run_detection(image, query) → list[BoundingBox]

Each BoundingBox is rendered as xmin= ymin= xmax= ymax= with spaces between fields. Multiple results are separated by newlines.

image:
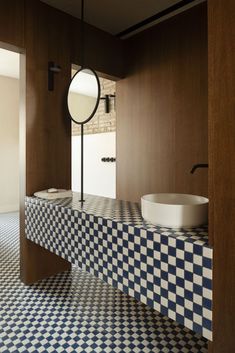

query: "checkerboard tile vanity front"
xmin=25 ymin=194 xmax=213 ymax=341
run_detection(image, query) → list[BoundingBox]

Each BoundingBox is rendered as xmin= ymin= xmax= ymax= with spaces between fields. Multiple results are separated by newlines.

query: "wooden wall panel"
xmin=20 ymin=1 xmax=123 ymax=284
xmin=0 ymin=0 xmax=25 ymax=48
xmin=25 ymin=0 xmax=72 ymax=196
xmin=208 ymin=0 xmax=235 ymax=351
xmin=116 ymin=3 xmax=208 ymax=202
xmin=0 ymin=0 xmax=123 ymax=284
xmin=70 ymin=19 xmax=124 ymax=80
xmin=20 ymin=0 xmax=73 ymax=284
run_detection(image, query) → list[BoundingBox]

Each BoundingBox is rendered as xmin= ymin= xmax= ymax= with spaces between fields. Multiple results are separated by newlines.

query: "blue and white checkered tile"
xmin=27 ymin=193 xmax=209 ymax=244
xmin=25 ymin=193 xmax=213 ymax=341
xmin=0 ymin=213 xmax=208 ymax=352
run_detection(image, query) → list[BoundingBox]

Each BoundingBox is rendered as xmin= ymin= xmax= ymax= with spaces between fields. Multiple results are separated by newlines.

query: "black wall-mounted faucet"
xmin=190 ymin=164 xmax=208 ymax=174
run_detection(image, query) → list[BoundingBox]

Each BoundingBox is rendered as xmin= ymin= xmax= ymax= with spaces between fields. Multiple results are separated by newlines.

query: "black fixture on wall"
xmin=48 ymin=62 xmax=61 ymax=91
xmin=190 ymin=164 xmax=208 ymax=174
xmin=100 ymin=94 xmax=116 ymax=113
xmin=101 ymin=157 xmax=116 ymax=163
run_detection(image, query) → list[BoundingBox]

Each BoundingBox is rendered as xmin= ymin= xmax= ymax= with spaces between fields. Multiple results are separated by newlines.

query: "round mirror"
xmin=67 ymin=67 xmax=101 ymax=124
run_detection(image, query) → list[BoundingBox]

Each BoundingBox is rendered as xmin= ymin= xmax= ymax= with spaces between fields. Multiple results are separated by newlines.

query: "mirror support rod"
xmin=80 ymin=0 xmax=85 ymax=68
xmin=67 ymin=0 xmax=101 ymax=203
xmin=80 ymin=0 xmax=85 ymax=203
xmin=80 ymin=123 xmax=85 ymax=202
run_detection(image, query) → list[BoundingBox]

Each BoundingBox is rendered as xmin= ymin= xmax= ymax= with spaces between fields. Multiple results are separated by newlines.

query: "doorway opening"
xmin=0 ymin=48 xmax=20 ymax=214
xmin=71 ymin=66 xmax=116 ymax=199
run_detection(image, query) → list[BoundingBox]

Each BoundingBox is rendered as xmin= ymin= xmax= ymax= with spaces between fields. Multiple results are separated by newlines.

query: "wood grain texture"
xmin=116 ymin=3 xmax=208 ymax=203
xmin=25 ymin=0 xmax=72 ymax=196
xmin=21 ymin=0 xmax=123 ymax=284
xmin=0 ymin=0 xmax=25 ymax=48
xmin=20 ymin=0 xmax=73 ymax=283
xmin=0 ymin=0 xmax=123 ymax=284
xmin=21 ymin=0 xmax=123 ymax=283
xmin=70 ymin=19 xmax=124 ymax=80
xmin=208 ymin=0 xmax=235 ymax=351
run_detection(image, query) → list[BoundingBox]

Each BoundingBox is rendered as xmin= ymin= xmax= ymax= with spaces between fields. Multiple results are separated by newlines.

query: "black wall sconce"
xmin=48 ymin=61 xmax=61 ymax=91
xmin=100 ymin=94 xmax=116 ymax=113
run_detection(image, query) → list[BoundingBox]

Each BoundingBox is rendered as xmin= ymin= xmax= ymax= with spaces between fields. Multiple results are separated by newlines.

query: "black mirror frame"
xmin=67 ymin=67 xmax=101 ymax=125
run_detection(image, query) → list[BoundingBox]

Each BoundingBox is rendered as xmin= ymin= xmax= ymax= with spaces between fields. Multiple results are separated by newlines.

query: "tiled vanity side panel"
xmin=25 ymin=199 xmax=213 ymax=341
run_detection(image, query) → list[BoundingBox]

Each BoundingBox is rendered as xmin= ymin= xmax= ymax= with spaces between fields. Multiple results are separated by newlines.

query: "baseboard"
xmin=0 ymin=204 xmax=19 ymax=214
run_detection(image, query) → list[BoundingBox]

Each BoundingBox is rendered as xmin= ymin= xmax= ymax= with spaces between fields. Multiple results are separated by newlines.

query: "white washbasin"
xmin=141 ymin=193 xmax=208 ymax=228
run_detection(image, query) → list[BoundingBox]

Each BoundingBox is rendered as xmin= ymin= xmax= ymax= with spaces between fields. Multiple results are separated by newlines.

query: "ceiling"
xmin=0 ymin=49 xmax=19 ymax=79
xmin=40 ymin=0 xmax=191 ymax=36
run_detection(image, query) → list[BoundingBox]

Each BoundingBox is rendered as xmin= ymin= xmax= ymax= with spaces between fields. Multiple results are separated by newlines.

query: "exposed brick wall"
xmin=72 ymin=77 xmax=116 ymax=136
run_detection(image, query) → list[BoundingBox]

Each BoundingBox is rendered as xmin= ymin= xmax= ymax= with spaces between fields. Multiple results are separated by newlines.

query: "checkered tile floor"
xmin=0 ymin=213 xmax=208 ymax=352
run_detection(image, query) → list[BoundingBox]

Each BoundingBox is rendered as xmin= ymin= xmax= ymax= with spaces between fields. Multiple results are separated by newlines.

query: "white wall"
xmin=72 ymin=132 xmax=116 ymax=199
xmin=68 ymin=91 xmax=97 ymax=123
xmin=0 ymin=75 xmax=19 ymax=213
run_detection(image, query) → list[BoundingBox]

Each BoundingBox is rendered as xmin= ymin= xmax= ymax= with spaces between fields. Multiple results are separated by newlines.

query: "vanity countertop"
xmin=25 ymin=193 xmax=212 ymax=341
xmin=26 ymin=192 xmax=209 ymax=246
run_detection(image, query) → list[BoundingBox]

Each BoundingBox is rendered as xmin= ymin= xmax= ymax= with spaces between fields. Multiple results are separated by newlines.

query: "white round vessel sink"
xmin=141 ymin=193 xmax=208 ymax=228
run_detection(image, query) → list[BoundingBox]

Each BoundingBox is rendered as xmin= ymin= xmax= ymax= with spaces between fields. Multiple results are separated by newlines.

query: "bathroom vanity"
xmin=25 ymin=193 xmax=212 ymax=341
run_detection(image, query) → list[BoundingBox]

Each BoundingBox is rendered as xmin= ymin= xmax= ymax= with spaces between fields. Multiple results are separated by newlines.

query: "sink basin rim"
xmin=141 ymin=193 xmax=209 ymax=207
xmin=141 ymin=193 xmax=208 ymax=228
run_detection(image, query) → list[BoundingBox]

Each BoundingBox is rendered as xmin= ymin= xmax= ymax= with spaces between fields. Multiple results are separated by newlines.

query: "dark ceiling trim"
xmin=116 ymin=0 xmax=198 ymax=38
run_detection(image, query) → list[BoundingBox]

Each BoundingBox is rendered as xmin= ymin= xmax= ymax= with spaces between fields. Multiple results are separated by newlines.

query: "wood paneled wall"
xmin=20 ymin=0 xmax=73 ymax=284
xmin=208 ymin=0 xmax=235 ymax=351
xmin=0 ymin=0 xmax=124 ymax=284
xmin=0 ymin=1 xmax=25 ymax=48
xmin=116 ymin=3 xmax=208 ymax=203
xmin=70 ymin=19 xmax=123 ymax=80
xmin=25 ymin=0 xmax=72 ymax=196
